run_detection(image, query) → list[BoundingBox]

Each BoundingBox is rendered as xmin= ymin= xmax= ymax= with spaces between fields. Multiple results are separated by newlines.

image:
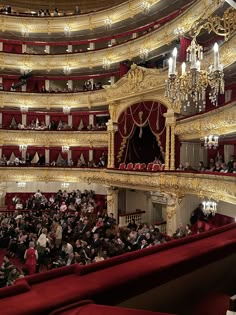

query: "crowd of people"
xmin=0 ymin=6 xmax=81 ymax=16
xmin=0 ymin=189 xmax=169 ymax=287
xmin=8 ymin=119 xmax=107 ymax=131
xmin=0 ymin=151 xmax=107 ymax=168
xmin=177 ymin=155 xmax=236 ymax=173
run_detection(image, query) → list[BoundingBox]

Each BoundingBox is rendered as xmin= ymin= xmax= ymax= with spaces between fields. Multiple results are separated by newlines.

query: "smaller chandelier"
xmin=102 ymin=57 xmax=111 ymax=70
xmin=63 ymin=106 xmax=71 ymax=114
xmin=202 ymin=200 xmax=217 ymax=216
xmin=62 ymin=146 xmax=70 ymax=153
xmin=61 ymin=182 xmax=70 ymax=188
xmin=139 ymin=47 xmax=149 ymax=61
xmin=64 ymin=25 xmax=71 ymax=36
xmin=141 ymin=0 xmax=151 ymax=14
xmin=20 ymin=106 xmax=28 ymax=113
xmin=204 ymin=135 xmax=219 ymax=149
xmin=17 ymin=182 xmax=26 ymax=188
xmin=63 ymin=66 xmax=71 ymax=75
xmin=19 ymin=144 xmax=28 ymax=152
xmin=21 ymin=26 xmax=29 ymax=37
xmin=104 ymin=18 xmax=112 ymax=30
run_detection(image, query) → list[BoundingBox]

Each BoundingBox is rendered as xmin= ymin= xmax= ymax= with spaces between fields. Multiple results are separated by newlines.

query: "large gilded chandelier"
xmin=165 ymin=38 xmax=224 ymax=112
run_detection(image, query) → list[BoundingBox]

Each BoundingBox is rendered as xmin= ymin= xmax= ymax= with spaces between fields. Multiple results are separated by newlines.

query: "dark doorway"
xmin=126 ymin=124 xmax=163 ymax=164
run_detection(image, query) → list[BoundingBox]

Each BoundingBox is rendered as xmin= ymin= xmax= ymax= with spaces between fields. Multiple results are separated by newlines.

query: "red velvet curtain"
xmin=27 ymin=146 xmax=45 ymax=156
xmin=50 ymin=147 xmax=62 ymax=162
xmin=2 ymin=79 xmax=19 ymax=91
xmin=93 ymin=148 xmax=108 ymax=162
xmin=207 ymin=144 xmax=224 ymax=163
xmin=115 ymin=101 xmax=166 ymax=165
xmin=50 ymin=113 xmax=67 ymax=123
xmin=26 ymin=112 xmax=46 ymax=125
xmin=72 ymin=113 xmax=89 ymax=129
xmin=71 ymin=148 xmax=89 ymax=163
xmin=120 ymin=63 xmax=129 ymax=78
xmin=2 ymin=111 xmax=22 ymax=128
xmin=26 ymin=79 xmax=45 ymax=92
xmin=3 ymin=43 xmax=22 ymax=53
xmin=2 ymin=146 xmax=20 ymax=158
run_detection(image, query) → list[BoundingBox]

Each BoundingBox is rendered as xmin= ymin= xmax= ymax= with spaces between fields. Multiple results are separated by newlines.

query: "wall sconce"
xmin=61 ymin=182 xmax=70 ymax=188
xmin=62 ymin=146 xmax=70 ymax=153
xmin=19 ymin=144 xmax=28 ymax=152
xmin=20 ymin=106 xmax=28 ymax=113
xmin=63 ymin=106 xmax=71 ymax=114
xmin=17 ymin=182 xmax=26 ymax=188
xmin=104 ymin=18 xmax=112 ymax=30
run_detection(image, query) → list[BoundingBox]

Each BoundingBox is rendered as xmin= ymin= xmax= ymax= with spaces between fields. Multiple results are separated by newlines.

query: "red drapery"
xmin=26 ymin=112 xmax=46 ymax=125
xmin=50 ymin=113 xmax=67 ymax=123
xmin=2 ymin=146 xmax=20 ymax=158
xmin=93 ymin=148 xmax=108 ymax=162
xmin=26 ymin=78 xmax=45 ymax=92
xmin=3 ymin=43 xmax=22 ymax=53
xmin=27 ymin=146 xmax=45 ymax=156
xmin=115 ymin=101 xmax=166 ymax=165
xmin=2 ymin=111 xmax=22 ymax=128
xmin=2 ymin=78 xmax=19 ymax=91
xmin=207 ymin=144 xmax=224 ymax=163
xmin=71 ymin=148 xmax=89 ymax=163
xmin=50 ymin=147 xmax=62 ymax=162
xmin=120 ymin=63 xmax=129 ymax=78
xmin=72 ymin=113 xmax=90 ymax=129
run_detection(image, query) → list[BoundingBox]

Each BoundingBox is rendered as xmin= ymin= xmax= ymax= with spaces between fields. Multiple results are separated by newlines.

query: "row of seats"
xmin=119 ymin=163 xmax=165 ymax=171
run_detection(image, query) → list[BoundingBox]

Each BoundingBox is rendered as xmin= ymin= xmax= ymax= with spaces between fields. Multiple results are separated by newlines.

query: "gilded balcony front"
xmin=0 ymin=168 xmax=235 ymax=205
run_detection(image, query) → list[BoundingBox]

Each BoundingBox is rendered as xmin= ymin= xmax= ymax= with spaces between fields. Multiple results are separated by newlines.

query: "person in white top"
xmin=60 ymin=201 xmax=67 ymax=212
xmin=62 ymin=241 xmax=73 ymax=255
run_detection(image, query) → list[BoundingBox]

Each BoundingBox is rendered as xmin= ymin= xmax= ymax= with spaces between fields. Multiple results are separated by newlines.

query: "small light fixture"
xmin=20 ymin=106 xmax=28 ymax=113
xmin=204 ymin=135 xmax=219 ymax=149
xmin=63 ymin=106 xmax=71 ymax=114
xmin=104 ymin=17 xmax=112 ymax=30
xmin=19 ymin=144 xmax=28 ymax=152
xmin=64 ymin=25 xmax=71 ymax=36
xmin=141 ymin=0 xmax=151 ymax=14
xmin=17 ymin=182 xmax=26 ymax=188
xmin=202 ymin=200 xmax=217 ymax=216
xmin=61 ymin=182 xmax=70 ymax=188
xmin=62 ymin=146 xmax=70 ymax=153
xmin=63 ymin=66 xmax=71 ymax=75
xmin=102 ymin=57 xmax=111 ymax=70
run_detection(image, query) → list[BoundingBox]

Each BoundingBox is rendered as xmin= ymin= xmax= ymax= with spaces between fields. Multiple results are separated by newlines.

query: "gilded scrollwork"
xmin=0 ymin=130 xmax=108 ymax=147
xmin=175 ymin=101 xmax=236 ymax=140
xmin=0 ymin=168 xmax=235 ymax=205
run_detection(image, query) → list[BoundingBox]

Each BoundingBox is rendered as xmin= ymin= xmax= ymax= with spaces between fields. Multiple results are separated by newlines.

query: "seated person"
xmin=198 ymin=161 xmax=205 ymax=172
xmin=213 ymin=162 xmax=222 ymax=172
xmin=184 ymin=162 xmax=193 ymax=171
xmin=173 ymin=223 xmax=186 ymax=238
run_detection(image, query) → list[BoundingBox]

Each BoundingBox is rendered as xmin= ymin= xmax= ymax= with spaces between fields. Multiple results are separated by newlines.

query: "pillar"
xmin=0 ymin=42 xmax=3 ymax=51
xmin=67 ymin=149 xmax=72 ymax=164
xmin=68 ymin=114 xmax=73 ymax=128
xmin=165 ymin=194 xmax=178 ymax=236
xmin=0 ymin=112 xmax=2 ymax=127
xmin=106 ymin=186 xmax=119 ymax=222
xmin=164 ymin=110 xmax=177 ymax=170
xmin=22 ymin=44 xmax=27 ymax=53
xmin=22 ymin=113 xmax=27 ymax=126
xmin=89 ymin=42 xmax=95 ymax=50
xmin=110 ymin=76 xmax=115 ymax=85
xmin=89 ymin=149 xmax=93 ymax=162
xmin=0 ymin=182 xmax=7 ymax=206
xmin=67 ymin=44 xmax=72 ymax=53
xmin=89 ymin=114 xmax=94 ymax=127
xmin=0 ymin=145 xmax=2 ymax=159
xmin=45 ymin=147 xmax=50 ymax=165
xmin=45 ymin=80 xmax=50 ymax=91
xmin=107 ymin=119 xmax=118 ymax=168
xmin=45 ymin=114 xmax=50 ymax=127
xmin=67 ymin=80 xmax=73 ymax=91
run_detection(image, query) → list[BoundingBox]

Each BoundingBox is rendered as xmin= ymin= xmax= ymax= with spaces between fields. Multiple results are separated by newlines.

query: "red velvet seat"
xmin=134 ymin=163 xmax=141 ymax=170
xmin=50 ymin=303 xmax=175 ymax=315
xmin=152 ymin=164 xmax=160 ymax=171
xmin=126 ymin=163 xmax=133 ymax=170
xmin=119 ymin=163 xmax=126 ymax=170
xmin=147 ymin=163 xmax=153 ymax=171
xmin=140 ymin=163 xmax=146 ymax=170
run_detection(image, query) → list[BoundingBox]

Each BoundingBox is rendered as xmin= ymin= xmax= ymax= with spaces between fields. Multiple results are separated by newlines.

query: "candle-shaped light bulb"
xmin=168 ymin=57 xmax=173 ymax=76
xmin=172 ymin=47 xmax=177 ymax=74
xmin=213 ymin=43 xmax=219 ymax=71
xmin=196 ymin=60 xmax=201 ymax=71
xmin=181 ymin=62 xmax=186 ymax=76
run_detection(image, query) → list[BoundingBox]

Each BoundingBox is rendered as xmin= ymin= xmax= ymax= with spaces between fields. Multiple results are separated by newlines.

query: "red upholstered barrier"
xmin=0 ymin=224 xmax=236 ymax=315
xmin=0 ymin=278 xmax=30 ymax=298
xmin=50 ymin=303 xmax=175 ymax=315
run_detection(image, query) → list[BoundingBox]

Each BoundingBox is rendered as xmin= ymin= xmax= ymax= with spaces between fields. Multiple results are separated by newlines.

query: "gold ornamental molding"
xmin=0 ymin=0 xmax=221 ymax=71
xmin=0 ymin=0 xmax=161 ymax=35
xmin=175 ymin=101 xmax=236 ymax=140
xmin=0 ymin=130 xmax=108 ymax=147
xmin=0 ymin=168 xmax=235 ymax=205
xmin=0 ymin=90 xmax=107 ymax=110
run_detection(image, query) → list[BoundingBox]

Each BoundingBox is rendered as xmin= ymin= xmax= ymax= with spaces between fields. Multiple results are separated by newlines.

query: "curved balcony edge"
xmin=0 ymin=167 xmax=235 ymax=205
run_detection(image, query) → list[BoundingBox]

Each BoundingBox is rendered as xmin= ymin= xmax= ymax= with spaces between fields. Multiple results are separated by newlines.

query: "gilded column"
xmin=107 ymin=120 xmax=118 ymax=168
xmin=170 ymin=125 xmax=176 ymax=170
xmin=106 ymin=186 xmax=119 ymax=222
xmin=164 ymin=110 xmax=177 ymax=171
xmin=165 ymin=125 xmax=170 ymax=170
xmin=165 ymin=193 xmax=178 ymax=236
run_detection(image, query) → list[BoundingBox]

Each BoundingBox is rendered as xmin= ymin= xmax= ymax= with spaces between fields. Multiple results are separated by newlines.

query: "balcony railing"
xmin=119 ymin=210 xmax=146 ymax=227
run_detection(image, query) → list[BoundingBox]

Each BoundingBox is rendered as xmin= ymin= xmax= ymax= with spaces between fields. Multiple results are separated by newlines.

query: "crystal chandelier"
xmin=104 ymin=18 xmax=112 ymax=30
xmin=63 ymin=66 xmax=71 ymax=75
xmin=139 ymin=47 xmax=149 ymax=61
xmin=63 ymin=106 xmax=71 ymax=114
xmin=64 ymin=25 xmax=71 ymax=36
xmin=202 ymin=200 xmax=217 ymax=216
xmin=165 ymin=39 xmax=224 ymax=112
xmin=19 ymin=145 xmax=28 ymax=152
xmin=141 ymin=0 xmax=151 ymax=14
xmin=204 ymin=135 xmax=219 ymax=149
xmin=102 ymin=57 xmax=111 ymax=70
xmin=17 ymin=182 xmax=26 ymax=188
